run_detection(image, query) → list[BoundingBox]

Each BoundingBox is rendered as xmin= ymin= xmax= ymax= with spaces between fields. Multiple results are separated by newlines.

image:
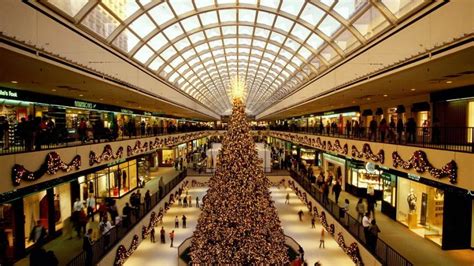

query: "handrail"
xmin=66 ymin=170 xmax=188 ymax=266
xmin=269 ymin=126 xmax=474 ymax=153
xmin=288 ymin=169 xmax=413 ymax=266
xmin=0 ymin=129 xmax=212 ymax=156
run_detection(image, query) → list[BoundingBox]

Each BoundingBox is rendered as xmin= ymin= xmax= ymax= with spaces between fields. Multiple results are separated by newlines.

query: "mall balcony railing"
xmin=66 ymin=170 xmax=187 ymax=266
xmin=0 ymin=127 xmax=212 ymax=156
xmin=270 ymin=126 xmax=474 ymax=153
xmin=289 ymin=168 xmax=413 ymax=266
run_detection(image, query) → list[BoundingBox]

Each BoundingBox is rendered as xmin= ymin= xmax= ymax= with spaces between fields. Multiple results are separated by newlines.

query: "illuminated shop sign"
xmin=107 ymin=158 xmax=126 ymax=166
xmin=121 ymin=109 xmax=134 ymax=114
xmin=74 ymin=100 xmax=96 ymax=109
xmin=407 ymin=173 xmax=421 ymax=181
xmin=0 ymin=89 xmax=18 ymax=98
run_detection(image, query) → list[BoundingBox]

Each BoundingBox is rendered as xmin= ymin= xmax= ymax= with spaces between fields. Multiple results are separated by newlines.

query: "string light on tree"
xmin=190 ymin=98 xmax=288 ymax=264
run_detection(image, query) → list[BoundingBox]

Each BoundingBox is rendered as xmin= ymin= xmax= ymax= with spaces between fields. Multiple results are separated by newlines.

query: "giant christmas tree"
xmin=190 ymin=96 xmax=288 ymax=264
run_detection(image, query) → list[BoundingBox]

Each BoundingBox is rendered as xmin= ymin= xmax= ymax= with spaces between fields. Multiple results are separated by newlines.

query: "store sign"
xmin=121 ymin=109 xmax=133 ymax=114
xmin=0 ymin=89 xmax=18 ymax=98
xmin=107 ymin=158 xmax=126 ymax=167
xmin=143 ymin=112 xmax=152 ymax=116
xmin=74 ymin=100 xmax=96 ymax=109
xmin=407 ymin=173 xmax=421 ymax=181
xmin=323 ymin=111 xmax=335 ymax=115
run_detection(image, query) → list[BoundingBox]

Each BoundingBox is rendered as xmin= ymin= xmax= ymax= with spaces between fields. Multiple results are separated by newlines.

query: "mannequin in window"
xmin=407 ymin=188 xmax=417 ymax=213
xmin=122 ymin=170 xmax=127 ymax=189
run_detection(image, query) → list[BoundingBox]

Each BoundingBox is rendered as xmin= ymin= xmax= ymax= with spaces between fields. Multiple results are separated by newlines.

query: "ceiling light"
xmin=79 ymin=94 xmax=83 ymax=97
xmin=367 ymin=97 xmax=371 ymax=100
xmin=383 ymin=94 xmax=388 ymax=97
xmin=411 ymin=88 xmax=416 ymax=91
xmin=100 ymin=98 xmax=104 ymax=101
xmin=11 ymin=81 xmax=18 ymax=84
xmin=51 ymin=89 xmax=57 ymax=92
xmin=446 ymin=80 xmax=452 ymax=84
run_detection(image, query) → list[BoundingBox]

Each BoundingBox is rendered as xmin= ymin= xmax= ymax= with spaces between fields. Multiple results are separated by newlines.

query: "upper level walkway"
xmin=269 ymin=126 xmax=474 ymax=153
xmin=0 ymin=128 xmax=210 ymax=156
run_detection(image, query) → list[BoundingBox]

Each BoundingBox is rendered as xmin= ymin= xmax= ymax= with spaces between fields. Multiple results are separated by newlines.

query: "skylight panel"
xmin=217 ymin=0 xmax=237 ymax=5
xmin=280 ymin=0 xmax=305 ymax=17
xmin=148 ymin=33 xmax=168 ymax=51
xmin=291 ymin=23 xmax=311 ymax=41
xmin=174 ymin=38 xmax=191 ymax=50
xmin=181 ymin=16 xmax=201 ymax=31
xmin=222 ymin=26 xmax=237 ymax=35
xmin=195 ymin=0 xmax=214 ymax=9
xmin=189 ymin=32 xmax=206 ymax=43
xmin=200 ymin=11 xmax=219 ymax=26
xmin=170 ymin=0 xmax=194 ymax=16
xmin=274 ymin=16 xmax=294 ymax=33
xmin=163 ymin=23 xmax=184 ymax=40
xmin=239 ymin=9 xmax=256 ymax=22
xmin=182 ymin=50 xmax=195 ymax=60
xmin=269 ymin=31 xmax=285 ymax=44
xmin=256 ymin=11 xmax=276 ymax=27
xmin=300 ymin=3 xmax=324 ymax=26
xmin=47 ymin=0 xmax=88 ymax=17
xmin=81 ymin=5 xmax=120 ymax=39
xmin=239 ymin=26 xmax=253 ymax=35
xmin=223 ymin=38 xmax=237 ymax=45
xmin=113 ymin=29 xmax=140 ymax=52
xmin=353 ymin=6 xmax=389 ymax=38
xmin=298 ymin=46 xmax=312 ymax=59
xmin=334 ymin=0 xmax=367 ymax=20
xmin=195 ymin=43 xmax=209 ymax=53
xmin=205 ymin=28 xmax=220 ymax=38
xmin=133 ymin=45 xmax=154 ymax=63
xmin=149 ymin=56 xmax=165 ymax=71
xmin=219 ymin=9 xmax=237 ymax=22
xmin=306 ymin=33 xmax=323 ymax=50
xmin=209 ymin=40 xmax=222 ymax=49
xmin=102 ymin=0 xmax=140 ymax=21
xmin=266 ymin=43 xmax=279 ymax=53
xmin=238 ymin=38 xmax=252 ymax=46
xmin=284 ymin=38 xmax=300 ymax=52
xmin=381 ymin=0 xmax=424 ymax=18
xmin=161 ymin=46 xmax=177 ymax=60
xmin=149 ymin=3 xmax=175 ymax=26
xmin=318 ymin=15 xmax=341 ymax=36
xmin=260 ymin=0 xmax=280 ymax=9
xmin=255 ymin=28 xmax=271 ymax=39
xmin=169 ymin=72 xmax=180 ymax=83
xmin=334 ymin=29 xmax=359 ymax=51
xmin=170 ymin=56 xmax=184 ymax=67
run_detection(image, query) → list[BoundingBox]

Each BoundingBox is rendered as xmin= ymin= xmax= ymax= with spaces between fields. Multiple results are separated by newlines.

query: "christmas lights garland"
xmin=336 ymin=232 xmax=364 ymax=266
xmin=12 ymin=152 xmax=81 ymax=186
xmin=89 ymin=145 xmax=124 ymax=166
xmin=114 ymin=180 xmax=188 ymax=265
xmin=392 ymin=150 xmax=457 ymax=184
xmin=351 ymin=144 xmax=384 ymax=163
xmin=288 ymin=180 xmax=363 ymax=265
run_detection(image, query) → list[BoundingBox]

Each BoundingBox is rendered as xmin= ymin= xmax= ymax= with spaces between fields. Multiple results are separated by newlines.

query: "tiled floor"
xmin=124 ymin=184 xmax=353 ymax=266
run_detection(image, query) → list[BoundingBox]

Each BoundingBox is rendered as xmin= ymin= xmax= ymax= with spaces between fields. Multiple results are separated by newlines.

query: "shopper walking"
xmin=322 ymin=182 xmax=329 ymax=205
xmin=319 ymin=228 xmax=325 ymax=248
xmin=332 ymin=181 xmax=342 ymax=204
xmin=183 ymin=196 xmax=188 ymax=207
xmin=298 ymin=209 xmax=304 ymax=221
xmin=144 ymin=190 xmax=151 ymax=211
xmin=150 ymin=227 xmax=155 ymax=243
xmin=196 ymin=196 xmax=200 ymax=207
xmin=311 ymin=216 xmax=316 ymax=228
xmin=160 ymin=227 xmax=166 ymax=244
xmin=285 ymin=192 xmax=290 ymax=204
xmin=356 ymin=198 xmax=366 ymax=222
xmin=397 ymin=118 xmax=404 ymax=143
xmin=362 ymin=212 xmax=372 ymax=245
xmin=169 ymin=230 xmax=175 ymax=247
xmin=122 ymin=203 xmax=132 ymax=227
xmin=369 ymin=117 xmax=377 ymax=141
xmin=174 ymin=216 xmax=179 ymax=228
xmin=182 ymin=215 xmax=187 ymax=228
xmin=86 ymin=195 xmax=96 ymax=222
xmin=369 ymin=219 xmax=381 ymax=251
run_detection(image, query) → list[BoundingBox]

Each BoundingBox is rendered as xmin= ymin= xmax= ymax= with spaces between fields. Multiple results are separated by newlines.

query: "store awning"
xmin=362 ymin=109 xmax=373 ymax=116
xmin=411 ymin=102 xmax=431 ymax=112
xmin=375 ymin=108 xmax=384 ymax=115
xmin=396 ymin=105 xmax=406 ymax=113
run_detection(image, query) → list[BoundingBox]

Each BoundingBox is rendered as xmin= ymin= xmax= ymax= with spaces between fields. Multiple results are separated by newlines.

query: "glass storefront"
xmin=346 ymin=161 xmax=382 ymax=199
xmin=300 ymin=148 xmax=316 ymax=163
xmin=78 ymin=160 xmax=137 ymax=199
xmin=396 ymin=177 xmax=444 ymax=246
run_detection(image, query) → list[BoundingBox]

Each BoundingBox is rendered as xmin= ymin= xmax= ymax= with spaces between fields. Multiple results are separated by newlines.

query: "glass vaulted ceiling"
xmin=43 ymin=0 xmax=428 ymax=115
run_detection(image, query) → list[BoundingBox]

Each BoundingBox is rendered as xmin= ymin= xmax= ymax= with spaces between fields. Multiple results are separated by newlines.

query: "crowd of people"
xmin=270 ymin=116 xmax=442 ymax=145
xmin=0 ymin=115 xmax=212 ymax=152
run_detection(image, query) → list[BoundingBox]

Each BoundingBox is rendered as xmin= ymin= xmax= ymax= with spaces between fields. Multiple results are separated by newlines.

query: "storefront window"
xmin=161 ymin=150 xmax=174 ymax=165
xmin=381 ymin=173 xmax=396 ymax=207
xmin=300 ymin=148 xmax=316 ymax=162
xmin=53 ymin=183 xmax=71 ymax=232
xmin=23 ymin=191 xmax=48 ymax=248
xmin=0 ymin=203 xmax=14 ymax=260
xmin=396 ymin=177 xmax=444 ymax=246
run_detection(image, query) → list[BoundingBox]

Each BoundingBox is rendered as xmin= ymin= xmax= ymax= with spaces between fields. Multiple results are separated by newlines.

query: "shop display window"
xmin=0 ymin=203 xmax=14 ymax=260
xmin=23 ymin=191 xmax=48 ymax=248
xmin=162 ymin=150 xmax=174 ymax=165
xmin=381 ymin=173 xmax=396 ymax=207
xmin=53 ymin=183 xmax=71 ymax=232
xmin=300 ymin=148 xmax=316 ymax=161
xmin=84 ymin=160 xmax=138 ymax=198
xmin=396 ymin=178 xmax=443 ymax=246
